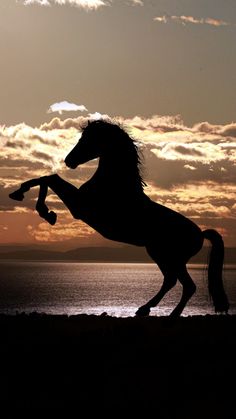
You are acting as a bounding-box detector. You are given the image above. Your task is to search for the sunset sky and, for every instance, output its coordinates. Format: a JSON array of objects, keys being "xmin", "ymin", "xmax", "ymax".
[{"xmin": 0, "ymin": 0, "xmax": 236, "ymax": 248}]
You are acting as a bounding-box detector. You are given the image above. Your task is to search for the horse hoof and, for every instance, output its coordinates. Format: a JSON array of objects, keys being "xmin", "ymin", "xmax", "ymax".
[
  {"xmin": 38, "ymin": 210, "xmax": 57, "ymax": 225},
  {"xmin": 45, "ymin": 211, "xmax": 57, "ymax": 225},
  {"xmin": 135, "ymin": 306, "xmax": 150, "ymax": 317},
  {"xmin": 9, "ymin": 190, "xmax": 24, "ymax": 201}
]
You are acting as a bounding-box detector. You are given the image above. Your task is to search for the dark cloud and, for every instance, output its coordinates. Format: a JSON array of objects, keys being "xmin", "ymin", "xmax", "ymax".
[
  {"xmin": 5, "ymin": 140, "xmax": 30, "ymax": 149},
  {"xmin": 0, "ymin": 183, "xmax": 37, "ymax": 212},
  {"xmin": 31, "ymin": 150, "xmax": 53, "ymax": 162},
  {"xmin": 29, "ymin": 133, "xmax": 58, "ymax": 146},
  {"xmin": 174, "ymin": 145, "xmax": 205, "ymax": 157},
  {"xmin": 194, "ymin": 121, "xmax": 236, "ymax": 138},
  {"xmin": 0, "ymin": 184, "xmax": 16, "ymax": 211},
  {"xmin": 220, "ymin": 125, "xmax": 236, "ymax": 137},
  {"xmin": 0, "ymin": 156, "xmax": 46, "ymax": 170},
  {"xmin": 143, "ymin": 148, "xmax": 236, "ymax": 189}
]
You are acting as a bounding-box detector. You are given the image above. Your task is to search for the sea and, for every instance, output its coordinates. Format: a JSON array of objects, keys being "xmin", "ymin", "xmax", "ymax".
[{"xmin": 0, "ymin": 261, "xmax": 235, "ymax": 317}]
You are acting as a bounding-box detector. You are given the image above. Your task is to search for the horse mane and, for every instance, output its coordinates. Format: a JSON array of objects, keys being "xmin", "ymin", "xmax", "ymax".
[{"xmin": 82, "ymin": 119, "xmax": 146, "ymax": 191}]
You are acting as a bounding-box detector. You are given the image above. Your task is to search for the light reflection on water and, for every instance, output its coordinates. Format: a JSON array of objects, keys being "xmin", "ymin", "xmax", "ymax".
[{"xmin": 0, "ymin": 261, "xmax": 235, "ymax": 317}]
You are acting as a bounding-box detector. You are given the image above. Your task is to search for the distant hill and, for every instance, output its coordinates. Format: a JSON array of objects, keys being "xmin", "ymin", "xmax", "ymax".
[{"xmin": 0, "ymin": 244, "xmax": 235, "ymax": 264}]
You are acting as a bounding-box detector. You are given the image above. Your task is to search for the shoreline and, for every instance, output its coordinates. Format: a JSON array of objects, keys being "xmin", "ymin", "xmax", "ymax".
[
  {"xmin": 1, "ymin": 259, "xmax": 235, "ymax": 272},
  {"xmin": 1, "ymin": 313, "xmax": 235, "ymax": 416}
]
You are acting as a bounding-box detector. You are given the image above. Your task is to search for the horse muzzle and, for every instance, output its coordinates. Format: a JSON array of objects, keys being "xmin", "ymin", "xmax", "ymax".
[{"xmin": 64, "ymin": 157, "xmax": 78, "ymax": 169}]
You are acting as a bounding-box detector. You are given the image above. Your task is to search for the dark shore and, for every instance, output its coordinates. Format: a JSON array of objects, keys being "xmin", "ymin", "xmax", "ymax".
[{"xmin": 1, "ymin": 313, "xmax": 236, "ymax": 418}]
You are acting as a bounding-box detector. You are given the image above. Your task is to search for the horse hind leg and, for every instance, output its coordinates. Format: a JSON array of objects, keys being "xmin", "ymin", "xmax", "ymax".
[
  {"xmin": 135, "ymin": 267, "xmax": 178, "ymax": 317},
  {"xmin": 170, "ymin": 266, "xmax": 196, "ymax": 318}
]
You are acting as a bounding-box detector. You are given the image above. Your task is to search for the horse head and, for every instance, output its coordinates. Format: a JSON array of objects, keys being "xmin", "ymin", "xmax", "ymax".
[
  {"xmin": 65, "ymin": 119, "xmax": 145, "ymax": 191},
  {"xmin": 65, "ymin": 121, "xmax": 97, "ymax": 168},
  {"xmin": 65, "ymin": 120, "xmax": 112, "ymax": 169}
]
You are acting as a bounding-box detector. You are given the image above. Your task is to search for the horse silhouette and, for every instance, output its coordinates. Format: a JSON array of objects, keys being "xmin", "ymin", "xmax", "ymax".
[{"xmin": 9, "ymin": 119, "xmax": 229, "ymax": 317}]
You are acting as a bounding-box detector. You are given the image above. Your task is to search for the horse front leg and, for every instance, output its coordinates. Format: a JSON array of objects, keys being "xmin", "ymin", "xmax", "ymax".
[
  {"xmin": 35, "ymin": 183, "xmax": 57, "ymax": 225},
  {"xmin": 9, "ymin": 176, "xmax": 47, "ymax": 201},
  {"xmin": 9, "ymin": 176, "xmax": 57, "ymax": 225},
  {"xmin": 9, "ymin": 174, "xmax": 79, "ymax": 224}
]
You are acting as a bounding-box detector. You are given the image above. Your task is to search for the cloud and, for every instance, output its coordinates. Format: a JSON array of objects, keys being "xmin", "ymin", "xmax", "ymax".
[
  {"xmin": 47, "ymin": 101, "xmax": 88, "ymax": 115},
  {"xmin": 183, "ymin": 165, "xmax": 197, "ymax": 171},
  {"xmin": 23, "ymin": 0, "xmax": 50, "ymax": 5},
  {"xmin": 27, "ymin": 217, "xmax": 95, "ymax": 242},
  {"xmin": 194, "ymin": 121, "xmax": 236, "ymax": 137},
  {"xmin": 22, "ymin": 0, "xmax": 109, "ymax": 9},
  {"xmin": 88, "ymin": 111, "xmax": 110, "ymax": 120},
  {"xmin": 130, "ymin": 0, "xmax": 143, "ymax": 5},
  {"xmin": 21, "ymin": 0, "xmax": 144, "ymax": 8},
  {"xmin": 0, "ymin": 122, "xmax": 78, "ymax": 181},
  {"xmin": 120, "ymin": 114, "xmax": 189, "ymax": 136},
  {"xmin": 40, "ymin": 116, "xmax": 86, "ymax": 130},
  {"xmin": 31, "ymin": 150, "xmax": 53, "ymax": 162},
  {"xmin": 2, "ymin": 114, "xmax": 236, "ymax": 193},
  {"xmin": 40, "ymin": 113, "xmax": 111, "ymax": 130},
  {"xmin": 122, "ymin": 115, "xmax": 236, "ymax": 186},
  {"xmin": 154, "ymin": 15, "xmax": 232, "ymax": 27},
  {"xmin": 170, "ymin": 144, "xmax": 205, "ymax": 158},
  {"xmin": 1, "ymin": 113, "xmax": 236, "ymax": 246}
]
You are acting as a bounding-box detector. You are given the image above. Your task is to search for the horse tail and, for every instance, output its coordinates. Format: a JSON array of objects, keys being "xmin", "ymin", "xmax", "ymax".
[{"xmin": 203, "ymin": 229, "xmax": 229, "ymax": 313}]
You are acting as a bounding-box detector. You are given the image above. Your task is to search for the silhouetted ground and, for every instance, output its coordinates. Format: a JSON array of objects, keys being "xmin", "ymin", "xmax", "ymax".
[{"xmin": 0, "ymin": 313, "xmax": 235, "ymax": 418}]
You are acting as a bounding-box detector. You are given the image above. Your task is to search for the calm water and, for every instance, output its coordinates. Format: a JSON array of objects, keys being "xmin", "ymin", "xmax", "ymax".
[{"xmin": 0, "ymin": 261, "xmax": 235, "ymax": 317}]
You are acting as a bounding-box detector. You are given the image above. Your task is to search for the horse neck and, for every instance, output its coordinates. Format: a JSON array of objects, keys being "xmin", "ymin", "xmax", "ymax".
[{"xmin": 96, "ymin": 153, "xmax": 143, "ymax": 193}]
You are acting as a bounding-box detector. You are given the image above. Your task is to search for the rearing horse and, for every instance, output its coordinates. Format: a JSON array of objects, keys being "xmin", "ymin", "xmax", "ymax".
[{"xmin": 9, "ymin": 119, "xmax": 229, "ymax": 317}]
